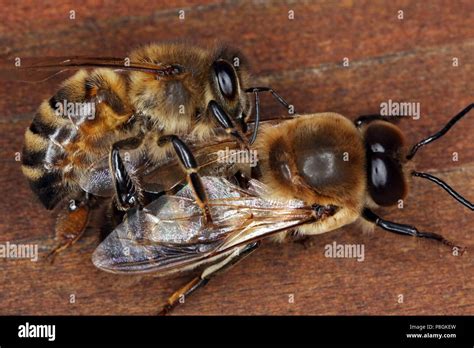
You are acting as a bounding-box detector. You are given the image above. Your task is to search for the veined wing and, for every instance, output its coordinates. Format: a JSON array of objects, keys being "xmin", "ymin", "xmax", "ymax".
[
  {"xmin": 92, "ymin": 176, "xmax": 315, "ymax": 274},
  {"xmin": 0, "ymin": 56, "xmax": 184, "ymax": 82},
  {"xmin": 76, "ymin": 149, "xmax": 152, "ymax": 197},
  {"xmin": 77, "ymin": 134, "xmax": 247, "ymax": 197}
]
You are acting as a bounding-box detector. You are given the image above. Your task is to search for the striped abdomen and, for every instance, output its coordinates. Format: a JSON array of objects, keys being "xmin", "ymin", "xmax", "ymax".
[{"xmin": 22, "ymin": 69, "xmax": 134, "ymax": 209}]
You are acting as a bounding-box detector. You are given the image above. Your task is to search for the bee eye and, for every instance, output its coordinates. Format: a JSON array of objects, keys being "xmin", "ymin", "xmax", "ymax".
[
  {"xmin": 364, "ymin": 121, "xmax": 407, "ymax": 206},
  {"xmin": 213, "ymin": 60, "xmax": 238, "ymax": 99},
  {"xmin": 365, "ymin": 122, "xmax": 404, "ymax": 155},
  {"xmin": 368, "ymin": 154, "xmax": 406, "ymax": 206}
]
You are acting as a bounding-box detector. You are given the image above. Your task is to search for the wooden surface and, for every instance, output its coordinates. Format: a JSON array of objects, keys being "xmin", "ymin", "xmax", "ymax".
[{"xmin": 0, "ymin": 0, "xmax": 473, "ymax": 315}]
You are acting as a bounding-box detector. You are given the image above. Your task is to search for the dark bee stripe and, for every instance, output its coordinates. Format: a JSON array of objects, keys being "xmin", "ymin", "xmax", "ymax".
[
  {"xmin": 21, "ymin": 147, "xmax": 46, "ymax": 167},
  {"xmin": 29, "ymin": 171, "xmax": 66, "ymax": 210},
  {"xmin": 50, "ymin": 85, "xmax": 83, "ymax": 120},
  {"xmin": 86, "ymin": 74, "xmax": 127, "ymax": 115},
  {"xmin": 29, "ymin": 116, "xmax": 56, "ymax": 137},
  {"xmin": 85, "ymin": 76, "xmax": 96, "ymax": 95},
  {"xmin": 56, "ymin": 85, "xmax": 79, "ymax": 103},
  {"xmin": 30, "ymin": 171, "xmax": 62, "ymax": 190},
  {"xmin": 99, "ymin": 89, "xmax": 127, "ymax": 115},
  {"xmin": 48, "ymin": 95, "xmax": 59, "ymax": 110}
]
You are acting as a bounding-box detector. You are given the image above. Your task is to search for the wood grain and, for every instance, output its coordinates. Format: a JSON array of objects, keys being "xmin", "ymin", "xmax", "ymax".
[{"xmin": 0, "ymin": 0, "xmax": 472, "ymax": 315}]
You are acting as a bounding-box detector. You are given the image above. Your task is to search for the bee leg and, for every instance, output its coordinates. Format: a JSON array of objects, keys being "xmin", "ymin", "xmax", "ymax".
[
  {"xmin": 208, "ymin": 100, "xmax": 249, "ymax": 148},
  {"xmin": 362, "ymin": 208, "xmax": 466, "ymax": 254},
  {"xmin": 46, "ymin": 198, "xmax": 91, "ymax": 263},
  {"xmin": 290, "ymin": 232, "xmax": 314, "ymax": 249},
  {"xmin": 158, "ymin": 242, "xmax": 260, "ymax": 315},
  {"xmin": 158, "ymin": 134, "xmax": 213, "ymax": 224},
  {"xmin": 110, "ymin": 136, "xmax": 144, "ymax": 211}
]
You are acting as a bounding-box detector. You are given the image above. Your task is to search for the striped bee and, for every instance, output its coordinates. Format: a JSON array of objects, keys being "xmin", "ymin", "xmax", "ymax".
[{"xmin": 15, "ymin": 42, "xmax": 293, "ymax": 259}]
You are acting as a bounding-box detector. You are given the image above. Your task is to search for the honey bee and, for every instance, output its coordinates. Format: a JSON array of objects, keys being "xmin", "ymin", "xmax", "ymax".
[
  {"xmin": 92, "ymin": 105, "xmax": 472, "ymax": 315},
  {"xmin": 13, "ymin": 43, "xmax": 293, "ymax": 258}
]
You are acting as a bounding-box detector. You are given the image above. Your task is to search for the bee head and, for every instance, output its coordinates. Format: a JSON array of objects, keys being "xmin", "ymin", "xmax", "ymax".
[
  {"xmin": 363, "ymin": 121, "xmax": 408, "ymax": 207},
  {"xmin": 208, "ymin": 46, "xmax": 251, "ymax": 133},
  {"xmin": 361, "ymin": 104, "xmax": 473, "ymax": 212}
]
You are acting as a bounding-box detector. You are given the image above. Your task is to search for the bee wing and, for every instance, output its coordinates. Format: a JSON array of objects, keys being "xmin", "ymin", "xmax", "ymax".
[
  {"xmin": 92, "ymin": 176, "xmax": 314, "ymax": 274},
  {"xmin": 77, "ymin": 135, "xmax": 244, "ymax": 196},
  {"xmin": 0, "ymin": 56, "xmax": 184, "ymax": 82},
  {"xmin": 76, "ymin": 149, "xmax": 155, "ymax": 197},
  {"xmin": 75, "ymin": 147, "xmax": 177, "ymax": 196},
  {"xmin": 140, "ymin": 137, "xmax": 246, "ymax": 189},
  {"xmin": 76, "ymin": 154, "xmax": 115, "ymax": 197}
]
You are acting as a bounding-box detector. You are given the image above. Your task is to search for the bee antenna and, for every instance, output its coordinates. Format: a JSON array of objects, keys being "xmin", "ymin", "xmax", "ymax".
[
  {"xmin": 411, "ymin": 171, "xmax": 473, "ymax": 210},
  {"xmin": 407, "ymin": 104, "xmax": 473, "ymax": 160}
]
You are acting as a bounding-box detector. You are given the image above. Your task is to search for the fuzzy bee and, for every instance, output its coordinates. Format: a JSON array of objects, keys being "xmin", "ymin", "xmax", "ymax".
[
  {"xmin": 91, "ymin": 105, "xmax": 472, "ymax": 314},
  {"xmin": 11, "ymin": 43, "xmax": 293, "ymax": 258}
]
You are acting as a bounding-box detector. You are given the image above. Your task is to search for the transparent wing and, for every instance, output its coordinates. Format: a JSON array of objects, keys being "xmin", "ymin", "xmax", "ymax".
[
  {"xmin": 92, "ymin": 176, "xmax": 314, "ymax": 274},
  {"xmin": 77, "ymin": 157, "xmax": 114, "ymax": 197},
  {"xmin": 77, "ymin": 149, "xmax": 154, "ymax": 197},
  {"xmin": 77, "ymin": 135, "xmax": 245, "ymax": 196},
  {"xmin": 0, "ymin": 56, "xmax": 184, "ymax": 82}
]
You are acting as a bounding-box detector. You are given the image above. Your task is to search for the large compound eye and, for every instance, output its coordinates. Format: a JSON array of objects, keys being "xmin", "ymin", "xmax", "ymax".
[
  {"xmin": 368, "ymin": 154, "xmax": 406, "ymax": 206},
  {"xmin": 365, "ymin": 122, "xmax": 404, "ymax": 155},
  {"xmin": 213, "ymin": 59, "xmax": 238, "ymax": 99},
  {"xmin": 364, "ymin": 121, "xmax": 407, "ymax": 206}
]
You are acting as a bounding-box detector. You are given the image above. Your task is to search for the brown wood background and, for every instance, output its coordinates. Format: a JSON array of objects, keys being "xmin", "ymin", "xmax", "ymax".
[{"xmin": 0, "ymin": 0, "xmax": 472, "ymax": 315}]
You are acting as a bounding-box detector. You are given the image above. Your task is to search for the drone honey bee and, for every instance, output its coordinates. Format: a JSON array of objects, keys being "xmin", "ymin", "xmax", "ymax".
[
  {"xmin": 92, "ymin": 105, "xmax": 472, "ymax": 315},
  {"xmin": 13, "ymin": 42, "xmax": 293, "ymax": 258}
]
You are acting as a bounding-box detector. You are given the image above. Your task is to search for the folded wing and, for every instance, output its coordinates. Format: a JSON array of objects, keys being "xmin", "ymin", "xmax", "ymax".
[{"xmin": 92, "ymin": 176, "xmax": 314, "ymax": 274}]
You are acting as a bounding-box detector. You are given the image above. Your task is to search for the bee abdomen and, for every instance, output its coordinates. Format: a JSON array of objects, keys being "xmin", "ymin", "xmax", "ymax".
[
  {"xmin": 22, "ymin": 69, "xmax": 133, "ymax": 210},
  {"xmin": 22, "ymin": 147, "xmax": 67, "ymax": 210},
  {"xmin": 22, "ymin": 105, "xmax": 71, "ymax": 209},
  {"xmin": 21, "ymin": 165, "xmax": 66, "ymax": 210}
]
